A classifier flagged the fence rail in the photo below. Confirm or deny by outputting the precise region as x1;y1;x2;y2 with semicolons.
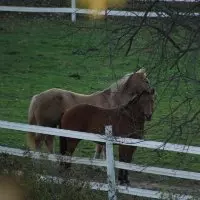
39;175;194;200
1;146;200;181
0;120;200;155
0;1;199;23
0;146;198;200
0;120;200;199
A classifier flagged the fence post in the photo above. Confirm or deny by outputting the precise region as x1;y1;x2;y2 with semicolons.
71;0;76;22
105;125;117;200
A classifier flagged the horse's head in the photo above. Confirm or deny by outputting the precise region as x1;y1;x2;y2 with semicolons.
126;87;155;121
138;88;155;121
110;68;151;106
124;68;151;95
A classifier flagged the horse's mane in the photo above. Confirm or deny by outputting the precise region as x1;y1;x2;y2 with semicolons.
108;68;147;93
109;73;133;93
91;68;148;95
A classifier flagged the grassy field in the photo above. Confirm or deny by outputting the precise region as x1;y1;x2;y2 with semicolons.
0;12;200;179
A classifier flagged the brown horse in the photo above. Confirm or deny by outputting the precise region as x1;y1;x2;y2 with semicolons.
27;68;150;153
60;87;155;184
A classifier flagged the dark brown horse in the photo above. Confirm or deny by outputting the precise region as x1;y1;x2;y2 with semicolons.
60;87;155;184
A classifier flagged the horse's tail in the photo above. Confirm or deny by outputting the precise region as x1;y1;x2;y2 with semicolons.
59;111;66;155
27;96;37;150
59;110;73;169
58;111;65;129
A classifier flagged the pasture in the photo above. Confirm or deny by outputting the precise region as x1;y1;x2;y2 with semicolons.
0;12;200;199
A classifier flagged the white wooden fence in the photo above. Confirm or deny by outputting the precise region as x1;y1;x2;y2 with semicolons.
0;0;199;22
0;120;200;200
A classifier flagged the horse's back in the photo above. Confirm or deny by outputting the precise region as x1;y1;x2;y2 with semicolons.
61;104;112;134
61;104;91;131
30;88;92;109
34;88;66;102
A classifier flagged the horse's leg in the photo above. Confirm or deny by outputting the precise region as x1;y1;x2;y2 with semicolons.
118;145;137;185
60;136;67;155
45;135;55;153
59;137;70;170
66;138;80;155
43;124;57;153
94;144;103;159
32;134;45;170
35;134;44;152
60;138;81;170
102;145;106;159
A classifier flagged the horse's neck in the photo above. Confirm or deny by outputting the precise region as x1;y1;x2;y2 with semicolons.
119;103;142;121
69;87;119;108
88;88;113;108
98;87;127;108
115;104;145;138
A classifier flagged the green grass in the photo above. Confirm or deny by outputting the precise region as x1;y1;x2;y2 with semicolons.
0;14;200;174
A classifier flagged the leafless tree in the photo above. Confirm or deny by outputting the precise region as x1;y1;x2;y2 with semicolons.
101;1;200;148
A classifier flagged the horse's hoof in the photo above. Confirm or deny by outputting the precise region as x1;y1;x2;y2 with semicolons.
58;166;65;174
59;164;66;173
59;162;72;174
119;179;130;186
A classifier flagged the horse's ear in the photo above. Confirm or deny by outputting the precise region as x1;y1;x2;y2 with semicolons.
136;68;147;77
151;88;158;99
150;88;155;95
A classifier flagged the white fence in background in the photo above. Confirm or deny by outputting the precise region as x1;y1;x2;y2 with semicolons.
0;120;200;200
0;0;199;22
